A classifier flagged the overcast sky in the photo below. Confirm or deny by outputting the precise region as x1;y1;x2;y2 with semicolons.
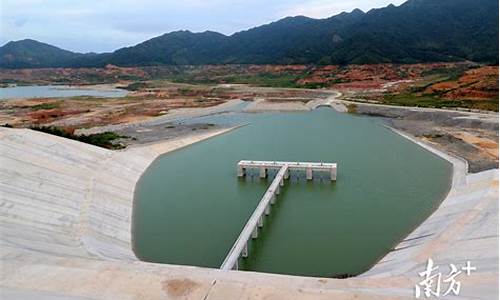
1;0;406;53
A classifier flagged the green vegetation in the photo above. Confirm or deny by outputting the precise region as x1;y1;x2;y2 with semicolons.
331;273;355;279
0;39;85;68
178;87;194;94
346;103;358;114
223;73;300;88
122;81;148;91
409;64;473;94
421;64;471;81
299;82;328;89
166;72;319;89
0;79;32;86
30;126;128;149
167;72;303;88
375;63;498;112
30;102;60;110
422;133;445;139
0;79;19;85
381;93;498;112
199;123;216;130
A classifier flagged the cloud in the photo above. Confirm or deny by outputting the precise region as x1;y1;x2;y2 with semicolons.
282;0;406;19
0;0;407;53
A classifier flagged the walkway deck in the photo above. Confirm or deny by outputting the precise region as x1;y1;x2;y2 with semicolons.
237;160;337;180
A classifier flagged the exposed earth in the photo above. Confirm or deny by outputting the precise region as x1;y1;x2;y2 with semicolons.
0;63;498;172
345;102;498;172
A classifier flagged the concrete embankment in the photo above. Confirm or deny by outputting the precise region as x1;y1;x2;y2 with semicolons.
0;127;237;261
243;91;345;113
0;125;498;299
361;129;498;298
243;98;310;112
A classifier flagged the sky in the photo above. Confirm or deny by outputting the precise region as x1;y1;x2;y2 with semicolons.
1;0;406;53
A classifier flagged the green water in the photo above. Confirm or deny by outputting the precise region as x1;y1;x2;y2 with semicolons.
133;109;452;277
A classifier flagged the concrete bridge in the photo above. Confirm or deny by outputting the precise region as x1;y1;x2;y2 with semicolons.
221;160;337;270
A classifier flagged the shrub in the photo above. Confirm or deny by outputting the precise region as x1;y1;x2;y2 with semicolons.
30;126;128;149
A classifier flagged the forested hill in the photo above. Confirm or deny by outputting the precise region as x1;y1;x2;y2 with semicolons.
1;0;498;69
0;39;93;69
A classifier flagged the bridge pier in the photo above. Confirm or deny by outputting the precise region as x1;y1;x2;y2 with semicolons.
306;167;313;180
252;227;258;239
259;166;267;178
237;166;245;177
331;167;337;181
265;204;271;215
242;243;248;258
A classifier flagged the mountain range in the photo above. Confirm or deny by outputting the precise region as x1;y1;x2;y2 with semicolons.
1;0;498;69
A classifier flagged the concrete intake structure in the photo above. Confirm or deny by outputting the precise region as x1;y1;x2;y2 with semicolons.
237;160;337;181
221;160;338;270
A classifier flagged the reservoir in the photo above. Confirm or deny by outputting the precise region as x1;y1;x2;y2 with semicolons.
133;108;452;277
0;85;127;99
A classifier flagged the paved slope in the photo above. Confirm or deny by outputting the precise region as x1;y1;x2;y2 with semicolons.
0;127;497;299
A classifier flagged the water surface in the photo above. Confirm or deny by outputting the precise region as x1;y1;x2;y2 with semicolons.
133;109;452;277
0;85;127;99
